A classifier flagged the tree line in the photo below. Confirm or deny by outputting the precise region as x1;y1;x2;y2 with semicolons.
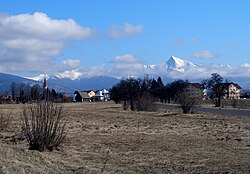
9;82;64;103
110;73;236;113
110;75;189;112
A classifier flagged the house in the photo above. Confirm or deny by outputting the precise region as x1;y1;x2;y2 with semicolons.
87;90;96;98
95;89;110;101
223;83;242;99
80;91;92;102
74;91;91;102
184;83;207;100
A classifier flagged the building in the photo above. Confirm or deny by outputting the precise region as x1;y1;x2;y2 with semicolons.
223;83;242;99
74;91;93;102
184;83;206;100
95;89;110;101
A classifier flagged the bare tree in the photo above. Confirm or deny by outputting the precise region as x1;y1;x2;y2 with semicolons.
10;82;18;101
30;84;41;101
203;73;226;107
135;92;158;111
110;77;140;111
110;76;158;111
165;80;189;103
177;92;198;114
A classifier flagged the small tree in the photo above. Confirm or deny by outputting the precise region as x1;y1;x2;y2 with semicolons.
10;82;18;102
135;92;158;111
17;83;31;104
177;92;197;114
110;76;158;111
203;73;226;107
165;80;189;103
21;101;68;151
150;77;165;103
31;84;41;101
112;78;140;111
110;84;124;104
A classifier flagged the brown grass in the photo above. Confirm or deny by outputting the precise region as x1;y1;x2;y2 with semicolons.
0;102;250;173
0;106;13;131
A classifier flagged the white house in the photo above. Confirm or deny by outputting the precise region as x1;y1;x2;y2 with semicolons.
95;89;110;101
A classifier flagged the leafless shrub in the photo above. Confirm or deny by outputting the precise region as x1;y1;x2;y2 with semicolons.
177;92;198;114
21;101;68;151
0;108;12;131
135;93;159;112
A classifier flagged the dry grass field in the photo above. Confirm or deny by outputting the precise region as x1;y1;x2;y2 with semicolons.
0;102;250;173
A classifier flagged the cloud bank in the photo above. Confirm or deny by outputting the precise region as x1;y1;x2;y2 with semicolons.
0;12;93;73
64;55;250;81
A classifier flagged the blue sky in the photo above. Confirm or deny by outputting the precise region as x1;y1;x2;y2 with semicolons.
0;0;250;78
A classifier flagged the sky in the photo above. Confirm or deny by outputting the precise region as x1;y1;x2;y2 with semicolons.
0;0;250;79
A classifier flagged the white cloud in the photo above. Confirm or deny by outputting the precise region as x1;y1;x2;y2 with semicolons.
62;59;81;69
191;50;217;59
75;64;110;78
110;54;144;77
228;64;250;78
113;54;141;63
109;23;143;38
240;63;250;68
0;12;92;41
114;63;144;71
55;55;145;79
0;12;93;73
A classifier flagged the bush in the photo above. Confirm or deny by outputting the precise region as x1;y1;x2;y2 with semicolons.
135;93;158;112
177;93;198;114
21;101;68;151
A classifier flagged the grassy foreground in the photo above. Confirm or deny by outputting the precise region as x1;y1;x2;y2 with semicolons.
0;102;250;173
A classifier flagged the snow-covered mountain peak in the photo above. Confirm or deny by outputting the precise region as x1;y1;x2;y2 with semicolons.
166;56;196;72
169;56;185;66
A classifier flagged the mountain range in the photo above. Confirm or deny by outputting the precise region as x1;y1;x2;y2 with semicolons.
0;56;250;94
0;73;119;95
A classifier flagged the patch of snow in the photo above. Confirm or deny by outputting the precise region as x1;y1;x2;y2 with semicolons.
166;56;196;72
57;70;82;80
26;74;49;81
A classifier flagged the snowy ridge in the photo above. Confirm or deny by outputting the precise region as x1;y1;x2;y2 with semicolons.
28;56;232;82
24;55;238;92
27;73;80;81
2;55;250;94
166;56;196;72
26;74;49;81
